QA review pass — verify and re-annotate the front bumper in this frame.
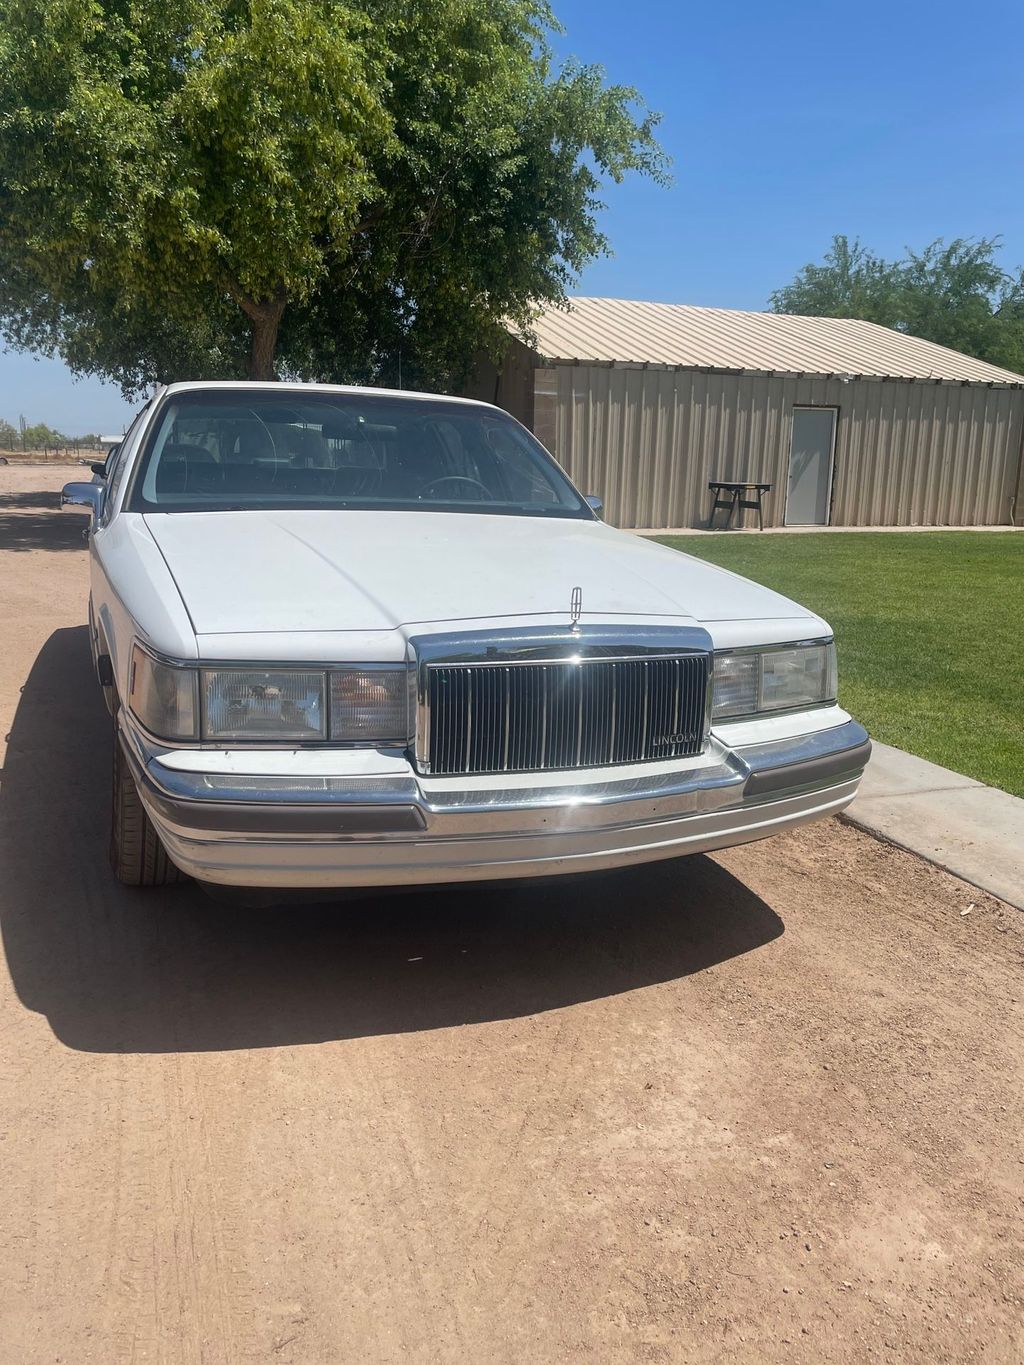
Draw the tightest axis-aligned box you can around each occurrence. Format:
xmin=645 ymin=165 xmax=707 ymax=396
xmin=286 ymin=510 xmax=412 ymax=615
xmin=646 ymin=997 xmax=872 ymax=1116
xmin=121 ymin=717 xmax=871 ymax=888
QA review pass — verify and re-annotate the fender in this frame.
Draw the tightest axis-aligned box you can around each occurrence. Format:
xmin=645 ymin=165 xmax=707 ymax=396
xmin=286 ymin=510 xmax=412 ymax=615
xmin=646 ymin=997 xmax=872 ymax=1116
xmin=90 ymin=595 xmax=118 ymax=715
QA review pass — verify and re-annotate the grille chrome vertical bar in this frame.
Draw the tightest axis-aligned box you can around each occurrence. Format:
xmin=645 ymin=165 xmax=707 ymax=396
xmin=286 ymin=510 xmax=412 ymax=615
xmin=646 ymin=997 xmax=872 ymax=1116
xmin=502 ymin=666 xmax=511 ymax=773
xmin=623 ymin=659 xmax=637 ymax=762
xmin=539 ymin=666 xmax=548 ymax=768
xmin=464 ymin=668 xmax=474 ymax=772
xmin=607 ymin=662 xmax=618 ymax=765
xmin=640 ymin=660 xmax=650 ymax=760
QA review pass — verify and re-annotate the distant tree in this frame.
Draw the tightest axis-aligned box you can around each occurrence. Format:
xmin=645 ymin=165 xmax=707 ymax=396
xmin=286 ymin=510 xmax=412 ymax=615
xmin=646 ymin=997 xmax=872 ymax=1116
xmin=0 ymin=417 xmax=103 ymax=447
xmin=770 ymin=236 xmax=903 ymax=323
xmin=0 ymin=0 xmax=666 ymax=393
xmin=20 ymin=422 xmax=67 ymax=448
xmin=770 ymin=235 xmax=1024 ymax=373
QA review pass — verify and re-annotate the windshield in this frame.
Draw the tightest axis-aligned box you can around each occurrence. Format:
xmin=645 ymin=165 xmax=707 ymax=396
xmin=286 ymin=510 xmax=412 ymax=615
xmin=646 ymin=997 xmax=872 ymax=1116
xmin=127 ymin=391 xmax=591 ymax=519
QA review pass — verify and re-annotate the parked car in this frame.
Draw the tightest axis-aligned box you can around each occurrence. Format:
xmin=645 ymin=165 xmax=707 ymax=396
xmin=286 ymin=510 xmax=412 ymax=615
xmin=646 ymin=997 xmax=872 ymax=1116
xmin=61 ymin=381 xmax=870 ymax=891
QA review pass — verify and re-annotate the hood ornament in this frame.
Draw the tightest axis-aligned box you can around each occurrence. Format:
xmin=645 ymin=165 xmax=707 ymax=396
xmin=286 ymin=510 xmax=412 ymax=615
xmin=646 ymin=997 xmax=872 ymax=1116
xmin=570 ymin=585 xmax=583 ymax=632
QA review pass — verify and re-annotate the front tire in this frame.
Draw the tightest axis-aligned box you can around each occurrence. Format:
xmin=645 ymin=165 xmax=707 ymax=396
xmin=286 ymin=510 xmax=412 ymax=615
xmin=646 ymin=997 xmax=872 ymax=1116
xmin=110 ymin=724 xmax=187 ymax=886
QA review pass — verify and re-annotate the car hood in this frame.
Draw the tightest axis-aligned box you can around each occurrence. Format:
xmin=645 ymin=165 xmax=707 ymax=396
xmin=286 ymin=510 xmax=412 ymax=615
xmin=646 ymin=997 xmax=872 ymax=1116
xmin=142 ymin=509 xmax=816 ymax=637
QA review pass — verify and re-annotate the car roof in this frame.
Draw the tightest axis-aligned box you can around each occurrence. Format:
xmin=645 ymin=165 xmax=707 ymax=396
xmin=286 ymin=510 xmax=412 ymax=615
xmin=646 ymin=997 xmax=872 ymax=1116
xmin=159 ymin=380 xmax=494 ymax=410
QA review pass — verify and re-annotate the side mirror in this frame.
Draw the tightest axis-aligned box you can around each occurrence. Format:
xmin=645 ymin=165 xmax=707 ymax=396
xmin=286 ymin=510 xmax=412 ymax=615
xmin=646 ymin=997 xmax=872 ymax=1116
xmin=91 ymin=461 xmax=108 ymax=478
xmin=61 ymin=482 xmax=105 ymax=521
xmin=585 ymin=494 xmax=604 ymax=518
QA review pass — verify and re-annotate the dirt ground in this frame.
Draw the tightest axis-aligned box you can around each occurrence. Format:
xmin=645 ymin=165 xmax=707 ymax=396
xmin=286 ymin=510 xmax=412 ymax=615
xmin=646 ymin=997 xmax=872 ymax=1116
xmin=1 ymin=467 xmax=1022 ymax=1365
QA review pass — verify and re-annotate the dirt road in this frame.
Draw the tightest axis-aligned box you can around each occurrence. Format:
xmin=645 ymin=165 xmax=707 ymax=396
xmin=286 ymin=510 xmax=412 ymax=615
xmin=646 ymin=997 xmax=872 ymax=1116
xmin=1 ymin=468 xmax=1022 ymax=1364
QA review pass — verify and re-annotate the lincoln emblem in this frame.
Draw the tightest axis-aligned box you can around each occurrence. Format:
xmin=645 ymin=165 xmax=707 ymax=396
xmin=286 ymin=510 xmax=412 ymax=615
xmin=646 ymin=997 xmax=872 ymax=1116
xmin=570 ymin=585 xmax=583 ymax=629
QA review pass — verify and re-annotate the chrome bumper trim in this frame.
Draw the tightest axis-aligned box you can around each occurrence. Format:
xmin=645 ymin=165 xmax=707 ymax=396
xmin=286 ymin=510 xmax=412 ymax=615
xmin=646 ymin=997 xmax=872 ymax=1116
xmin=151 ymin=779 xmax=865 ymax=888
xmin=121 ymin=716 xmax=870 ymax=842
xmin=738 ymin=725 xmax=872 ymax=798
xmin=141 ymin=790 xmax=427 ymax=836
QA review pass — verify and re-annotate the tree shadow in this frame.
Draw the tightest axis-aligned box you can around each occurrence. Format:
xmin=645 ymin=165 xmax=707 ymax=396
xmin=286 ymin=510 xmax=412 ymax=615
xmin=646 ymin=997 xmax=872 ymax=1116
xmin=0 ymin=627 xmax=784 ymax=1054
xmin=0 ymin=490 xmax=62 ymax=510
xmin=0 ymin=510 xmax=87 ymax=551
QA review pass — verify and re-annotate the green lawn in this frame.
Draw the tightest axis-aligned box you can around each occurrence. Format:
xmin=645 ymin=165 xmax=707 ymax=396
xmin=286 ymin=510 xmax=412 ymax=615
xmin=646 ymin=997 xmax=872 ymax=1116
xmin=653 ymin=531 xmax=1024 ymax=798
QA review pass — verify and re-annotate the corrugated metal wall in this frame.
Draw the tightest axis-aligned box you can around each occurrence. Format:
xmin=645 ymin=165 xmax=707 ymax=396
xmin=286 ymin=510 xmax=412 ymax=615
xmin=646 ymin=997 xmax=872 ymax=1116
xmin=531 ymin=365 xmax=1024 ymax=528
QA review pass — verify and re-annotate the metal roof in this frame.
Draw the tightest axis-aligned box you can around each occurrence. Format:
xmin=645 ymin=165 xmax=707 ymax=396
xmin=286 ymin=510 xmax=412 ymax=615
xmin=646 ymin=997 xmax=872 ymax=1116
xmin=523 ymin=297 xmax=1024 ymax=387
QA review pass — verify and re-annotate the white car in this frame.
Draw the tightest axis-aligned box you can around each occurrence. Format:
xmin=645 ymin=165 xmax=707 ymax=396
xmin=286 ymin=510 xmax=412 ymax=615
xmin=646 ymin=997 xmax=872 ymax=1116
xmin=62 ymin=381 xmax=870 ymax=891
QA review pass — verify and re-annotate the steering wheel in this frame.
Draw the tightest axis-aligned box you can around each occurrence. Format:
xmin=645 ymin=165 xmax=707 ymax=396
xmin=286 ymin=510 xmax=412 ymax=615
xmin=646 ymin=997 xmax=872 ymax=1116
xmin=419 ymin=475 xmax=494 ymax=500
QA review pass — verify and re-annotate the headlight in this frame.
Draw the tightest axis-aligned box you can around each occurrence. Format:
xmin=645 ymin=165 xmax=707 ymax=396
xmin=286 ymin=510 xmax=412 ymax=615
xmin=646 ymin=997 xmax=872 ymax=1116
xmin=129 ymin=644 xmax=198 ymax=740
xmin=710 ymin=652 xmax=759 ymax=718
xmin=713 ymin=642 xmax=837 ymax=720
xmin=330 ymin=669 xmax=409 ymax=742
xmin=203 ymin=669 xmax=327 ymax=741
xmin=128 ymin=648 xmax=411 ymax=744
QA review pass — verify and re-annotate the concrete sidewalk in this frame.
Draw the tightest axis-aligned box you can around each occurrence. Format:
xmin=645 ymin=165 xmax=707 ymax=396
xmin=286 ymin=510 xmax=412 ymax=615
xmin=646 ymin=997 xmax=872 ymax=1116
xmin=845 ymin=743 xmax=1024 ymax=910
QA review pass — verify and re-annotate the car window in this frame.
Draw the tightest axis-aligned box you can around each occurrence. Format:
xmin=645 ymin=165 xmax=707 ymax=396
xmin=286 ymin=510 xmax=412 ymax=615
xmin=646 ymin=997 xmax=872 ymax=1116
xmin=484 ymin=422 xmax=562 ymax=505
xmin=127 ymin=392 xmax=591 ymax=519
xmin=99 ymin=404 xmax=151 ymax=523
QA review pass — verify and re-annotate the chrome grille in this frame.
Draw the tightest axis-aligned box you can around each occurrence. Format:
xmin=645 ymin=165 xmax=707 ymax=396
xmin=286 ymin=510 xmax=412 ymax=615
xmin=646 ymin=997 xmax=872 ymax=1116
xmin=424 ymin=654 xmax=709 ymax=776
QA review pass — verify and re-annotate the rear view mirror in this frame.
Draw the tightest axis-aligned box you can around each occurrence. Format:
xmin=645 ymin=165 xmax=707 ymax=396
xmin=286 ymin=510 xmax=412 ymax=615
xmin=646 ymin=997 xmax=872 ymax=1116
xmin=91 ymin=462 xmax=108 ymax=478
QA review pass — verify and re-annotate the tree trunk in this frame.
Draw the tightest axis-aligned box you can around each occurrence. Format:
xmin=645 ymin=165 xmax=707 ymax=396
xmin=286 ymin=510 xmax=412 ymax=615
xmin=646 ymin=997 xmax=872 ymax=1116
xmin=231 ymin=285 xmax=287 ymax=380
xmin=247 ymin=309 xmax=282 ymax=380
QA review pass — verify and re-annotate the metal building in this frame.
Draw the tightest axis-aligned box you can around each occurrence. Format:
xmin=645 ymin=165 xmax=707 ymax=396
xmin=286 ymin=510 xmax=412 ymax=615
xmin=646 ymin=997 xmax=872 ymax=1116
xmin=467 ymin=297 xmax=1024 ymax=529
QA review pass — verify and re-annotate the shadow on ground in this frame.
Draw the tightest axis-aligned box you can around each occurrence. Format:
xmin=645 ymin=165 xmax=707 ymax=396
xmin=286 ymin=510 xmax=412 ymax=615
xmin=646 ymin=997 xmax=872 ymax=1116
xmin=0 ymin=628 xmax=783 ymax=1053
xmin=0 ymin=506 xmax=87 ymax=551
xmin=0 ymin=490 xmax=63 ymax=510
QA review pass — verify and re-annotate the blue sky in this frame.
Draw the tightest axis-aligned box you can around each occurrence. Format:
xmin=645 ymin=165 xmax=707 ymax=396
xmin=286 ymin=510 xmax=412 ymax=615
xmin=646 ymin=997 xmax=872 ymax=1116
xmin=2 ymin=0 xmax=1022 ymax=433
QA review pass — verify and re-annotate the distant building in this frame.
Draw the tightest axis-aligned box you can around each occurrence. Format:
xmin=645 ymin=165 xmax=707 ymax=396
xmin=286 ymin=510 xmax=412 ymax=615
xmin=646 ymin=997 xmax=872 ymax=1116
xmin=466 ymin=297 xmax=1024 ymax=528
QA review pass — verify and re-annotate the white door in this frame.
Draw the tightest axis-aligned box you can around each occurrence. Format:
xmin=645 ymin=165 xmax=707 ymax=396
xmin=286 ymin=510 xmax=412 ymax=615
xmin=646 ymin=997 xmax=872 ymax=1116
xmin=786 ymin=407 xmax=836 ymax=526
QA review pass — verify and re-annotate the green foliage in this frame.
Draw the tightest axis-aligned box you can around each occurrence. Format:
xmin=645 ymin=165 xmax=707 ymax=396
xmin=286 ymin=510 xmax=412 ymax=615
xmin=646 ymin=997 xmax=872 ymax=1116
xmin=0 ymin=417 xmax=68 ymax=447
xmin=770 ymin=235 xmax=1024 ymax=374
xmin=22 ymin=421 xmax=67 ymax=446
xmin=0 ymin=0 xmax=666 ymax=390
xmin=0 ymin=414 xmax=107 ymax=446
xmin=655 ymin=532 xmax=1024 ymax=798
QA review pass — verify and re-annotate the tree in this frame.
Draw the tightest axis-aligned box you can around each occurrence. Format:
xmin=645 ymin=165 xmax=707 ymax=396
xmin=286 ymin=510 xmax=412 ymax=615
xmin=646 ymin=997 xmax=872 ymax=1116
xmin=0 ymin=0 xmax=666 ymax=392
xmin=21 ymin=421 xmax=67 ymax=448
xmin=0 ymin=418 xmax=67 ymax=449
xmin=770 ymin=236 xmax=1024 ymax=374
xmin=0 ymin=260 xmax=248 ymax=394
